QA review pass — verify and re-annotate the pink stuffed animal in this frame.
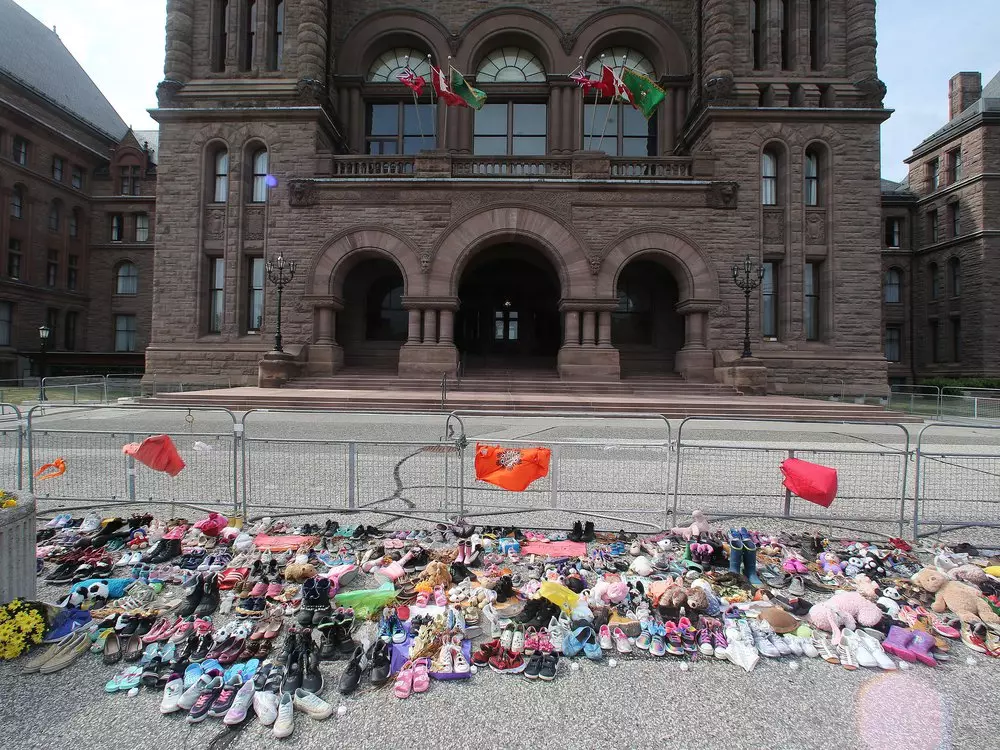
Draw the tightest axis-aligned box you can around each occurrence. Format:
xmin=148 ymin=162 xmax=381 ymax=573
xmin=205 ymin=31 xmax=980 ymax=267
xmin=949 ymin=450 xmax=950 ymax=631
xmin=809 ymin=591 xmax=884 ymax=644
xmin=670 ymin=510 xmax=710 ymax=540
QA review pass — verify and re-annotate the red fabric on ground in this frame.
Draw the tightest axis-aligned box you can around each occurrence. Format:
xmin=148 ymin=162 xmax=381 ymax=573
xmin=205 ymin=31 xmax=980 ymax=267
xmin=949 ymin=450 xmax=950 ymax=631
xmin=780 ymin=457 xmax=838 ymax=508
xmin=122 ymin=435 xmax=185 ymax=476
xmin=520 ymin=540 xmax=588 ymax=558
xmin=474 ymin=444 xmax=551 ymax=491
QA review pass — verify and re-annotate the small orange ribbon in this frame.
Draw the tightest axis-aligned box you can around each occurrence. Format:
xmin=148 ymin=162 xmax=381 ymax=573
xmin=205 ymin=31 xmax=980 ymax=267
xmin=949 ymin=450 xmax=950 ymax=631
xmin=34 ymin=457 xmax=67 ymax=480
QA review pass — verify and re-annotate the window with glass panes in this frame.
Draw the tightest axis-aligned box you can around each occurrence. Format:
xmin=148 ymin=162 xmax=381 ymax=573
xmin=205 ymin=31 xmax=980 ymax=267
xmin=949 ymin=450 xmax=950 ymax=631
xmin=804 ymin=262 xmax=821 ymax=340
xmin=115 ymin=315 xmax=136 ymax=352
xmin=884 ymin=326 xmax=901 ymax=362
xmin=213 ymin=151 xmax=229 ymax=202
xmin=268 ymin=0 xmax=284 ymax=70
xmin=251 ymin=150 xmax=269 ymax=202
xmin=247 ymin=257 xmax=264 ymax=332
xmin=12 ymin=137 xmax=27 ymax=165
xmin=929 ymin=263 xmax=940 ymax=299
xmin=67 ymin=255 xmax=78 ymax=291
xmin=121 ymin=166 xmax=140 ymax=196
xmin=71 ymin=166 xmax=83 ymax=189
xmin=761 ymin=151 xmax=778 ymax=206
xmin=366 ymin=104 xmax=437 ymax=155
xmin=52 ymin=157 xmax=64 ymax=181
xmin=949 ymin=148 xmax=963 ymax=183
xmin=761 ymin=262 xmax=779 ymax=339
xmin=884 ymin=217 xmax=901 ymax=248
xmin=582 ymin=104 xmax=657 ymax=156
xmin=928 ymin=210 xmax=939 ymax=242
xmin=0 ymin=302 xmax=10 ymax=346
xmin=64 ymin=311 xmax=77 ymax=350
xmin=929 ymin=158 xmax=941 ymax=190
xmin=10 ymin=187 xmax=23 ymax=219
xmin=948 ymin=202 xmax=960 ymax=237
xmin=884 ymin=268 xmax=902 ymax=303
xmin=209 ymin=258 xmax=225 ymax=333
xmin=949 ymin=258 xmax=961 ymax=297
xmin=7 ymin=240 xmax=21 ymax=279
xmin=116 ymin=263 xmax=138 ymax=295
xmin=110 ymin=214 xmax=123 ymax=241
xmin=48 ymin=201 xmax=60 ymax=232
xmin=804 ymin=150 xmax=820 ymax=206
xmin=136 ymin=213 xmax=149 ymax=242
xmin=69 ymin=210 xmax=79 ymax=238
xmin=474 ymin=103 xmax=546 ymax=155
xmin=46 ymin=250 xmax=58 ymax=287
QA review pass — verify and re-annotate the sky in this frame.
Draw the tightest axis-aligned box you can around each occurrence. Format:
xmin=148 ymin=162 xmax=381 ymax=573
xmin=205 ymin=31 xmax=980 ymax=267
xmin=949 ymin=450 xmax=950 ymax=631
xmin=12 ymin=0 xmax=999 ymax=180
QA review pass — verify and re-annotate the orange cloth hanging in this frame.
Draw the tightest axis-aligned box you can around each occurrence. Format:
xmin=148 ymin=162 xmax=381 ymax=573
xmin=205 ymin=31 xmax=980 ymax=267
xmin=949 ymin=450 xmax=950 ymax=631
xmin=34 ymin=457 xmax=67 ymax=480
xmin=122 ymin=435 xmax=186 ymax=476
xmin=474 ymin=444 xmax=551 ymax=492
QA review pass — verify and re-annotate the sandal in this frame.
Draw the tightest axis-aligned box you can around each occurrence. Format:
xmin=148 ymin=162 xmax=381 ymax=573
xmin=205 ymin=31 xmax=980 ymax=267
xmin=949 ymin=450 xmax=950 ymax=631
xmin=393 ymin=661 xmax=415 ymax=698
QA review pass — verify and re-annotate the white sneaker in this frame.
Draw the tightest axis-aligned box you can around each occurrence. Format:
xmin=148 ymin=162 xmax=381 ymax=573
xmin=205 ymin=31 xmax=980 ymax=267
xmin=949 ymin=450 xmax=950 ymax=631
xmin=801 ymin=636 xmax=820 ymax=659
xmin=223 ymin=680 xmax=256 ymax=726
xmin=857 ymin=630 xmax=897 ymax=670
xmin=160 ymin=678 xmax=184 ymax=714
xmin=273 ymin=692 xmax=295 ymax=738
xmin=80 ymin=513 xmax=102 ymax=533
xmin=254 ymin=690 xmax=279 ymax=726
xmin=843 ymin=631 xmax=878 ymax=668
xmin=783 ymin=633 xmax=804 ymax=656
xmin=177 ymin=673 xmax=216 ymax=711
xmin=292 ymin=689 xmax=334 ymax=720
xmin=511 ymin=627 xmax=526 ymax=654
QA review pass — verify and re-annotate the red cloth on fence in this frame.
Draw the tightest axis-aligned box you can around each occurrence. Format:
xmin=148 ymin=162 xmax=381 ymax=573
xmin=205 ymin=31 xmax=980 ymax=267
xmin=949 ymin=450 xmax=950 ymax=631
xmin=474 ymin=444 xmax=551 ymax=492
xmin=122 ymin=435 xmax=186 ymax=476
xmin=780 ymin=457 xmax=838 ymax=508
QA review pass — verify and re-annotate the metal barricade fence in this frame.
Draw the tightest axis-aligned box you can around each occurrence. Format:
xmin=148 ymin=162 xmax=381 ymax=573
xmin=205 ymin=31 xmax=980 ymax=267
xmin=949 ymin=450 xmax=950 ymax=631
xmin=241 ymin=410 xmax=461 ymax=523
xmin=673 ymin=417 xmax=911 ymax=537
xmin=0 ymin=403 xmax=24 ymax=491
xmin=445 ymin=411 xmax=673 ymax=532
xmin=27 ymin=404 xmax=239 ymax=516
xmin=914 ymin=422 xmax=1000 ymax=537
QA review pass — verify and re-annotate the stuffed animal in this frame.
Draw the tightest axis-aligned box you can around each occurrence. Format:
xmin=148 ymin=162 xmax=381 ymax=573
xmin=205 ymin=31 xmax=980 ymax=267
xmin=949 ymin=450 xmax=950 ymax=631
xmin=685 ymin=586 xmax=709 ymax=612
xmin=818 ymin=552 xmax=844 ymax=576
xmin=853 ymin=574 xmax=880 ymax=600
xmin=950 ymin=564 xmax=990 ymax=586
xmin=419 ymin=560 xmax=452 ymax=589
xmin=911 ymin=567 xmax=1000 ymax=631
xmin=283 ymin=562 xmax=317 ymax=582
xmin=809 ymin=592 xmax=884 ymax=644
xmin=670 ymin=510 xmax=711 ymax=540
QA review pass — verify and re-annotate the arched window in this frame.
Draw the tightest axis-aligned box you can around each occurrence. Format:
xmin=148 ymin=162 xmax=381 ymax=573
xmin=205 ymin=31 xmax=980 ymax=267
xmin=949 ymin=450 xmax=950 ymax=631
xmin=928 ymin=262 xmax=940 ymax=300
xmin=367 ymin=48 xmax=432 ymax=82
xmin=242 ymin=0 xmax=257 ymax=71
xmin=949 ymin=257 xmax=961 ymax=297
xmin=583 ymin=48 xmax=658 ymax=156
xmin=250 ymin=148 xmax=269 ymax=203
xmin=268 ymin=0 xmax=284 ymax=70
xmin=804 ymin=147 xmax=822 ymax=206
xmin=211 ymin=148 xmax=229 ymax=202
xmin=884 ymin=268 xmax=902 ymax=303
xmin=475 ymin=47 xmax=546 ymax=83
xmin=48 ymin=200 xmax=61 ymax=232
xmin=212 ymin=0 xmax=229 ymax=72
xmin=366 ymin=279 xmax=406 ymax=340
xmin=116 ymin=262 xmax=138 ymax=295
xmin=761 ymin=148 xmax=780 ymax=205
xmin=69 ymin=208 xmax=80 ymax=238
xmin=10 ymin=185 xmax=24 ymax=219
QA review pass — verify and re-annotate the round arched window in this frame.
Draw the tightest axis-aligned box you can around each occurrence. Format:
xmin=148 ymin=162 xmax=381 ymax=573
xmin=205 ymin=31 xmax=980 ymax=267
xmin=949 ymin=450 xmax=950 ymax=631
xmin=586 ymin=47 xmax=655 ymax=79
xmin=475 ymin=47 xmax=546 ymax=83
xmin=367 ymin=48 xmax=432 ymax=82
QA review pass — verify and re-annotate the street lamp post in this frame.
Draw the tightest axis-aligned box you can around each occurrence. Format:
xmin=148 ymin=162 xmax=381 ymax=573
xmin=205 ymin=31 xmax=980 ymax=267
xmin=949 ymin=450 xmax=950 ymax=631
xmin=37 ymin=324 xmax=51 ymax=401
xmin=265 ymin=253 xmax=295 ymax=353
xmin=731 ymin=254 xmax=764 ymax=359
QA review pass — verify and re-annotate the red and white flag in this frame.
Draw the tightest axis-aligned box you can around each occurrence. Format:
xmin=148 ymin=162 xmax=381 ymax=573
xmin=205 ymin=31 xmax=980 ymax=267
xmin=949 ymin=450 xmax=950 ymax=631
xmin=430 ymin=65 xmax=467 ymax=107
xmin=397 ymin=67 xmax=426 ymax=96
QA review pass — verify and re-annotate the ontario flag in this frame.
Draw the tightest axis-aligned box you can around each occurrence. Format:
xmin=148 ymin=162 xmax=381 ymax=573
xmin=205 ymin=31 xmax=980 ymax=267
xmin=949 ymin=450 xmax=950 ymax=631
xmin=475 ymin=443 xmax=551 ymax=491
xmin=397 ymin=67 xmax=426 ymax=96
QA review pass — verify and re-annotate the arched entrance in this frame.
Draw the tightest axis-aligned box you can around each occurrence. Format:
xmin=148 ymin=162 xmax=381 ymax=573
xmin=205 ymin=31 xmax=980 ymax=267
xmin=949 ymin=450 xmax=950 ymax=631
xmin=456 ymin=244 xmax=561 ymax=370
xmin=613 ymin=259 xmax=685 ymax=375
xmin=337 ymin=258 xmax=406 ymax=370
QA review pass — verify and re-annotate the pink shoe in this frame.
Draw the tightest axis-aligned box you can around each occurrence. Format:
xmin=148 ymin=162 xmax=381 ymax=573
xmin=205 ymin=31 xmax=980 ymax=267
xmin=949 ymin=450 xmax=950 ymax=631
xmin=524 ymin=627 xmax=540 ymax=655
xmin=249 ymin=580 xmax=268 ymax=597
xmin=412 ymin=658 xmax=430 ymax=693
xmin=266 ymin=581 xmax=283 ymax=598
xmin=393 ymin=661 xmax=414 ymax=699
xmin=433 ymin=585 xmax=447 ymax=607
xmin=454 ymin=542 xmax=466 ymax=565
xmin=415 ymin=589 xmax=430 ymax=607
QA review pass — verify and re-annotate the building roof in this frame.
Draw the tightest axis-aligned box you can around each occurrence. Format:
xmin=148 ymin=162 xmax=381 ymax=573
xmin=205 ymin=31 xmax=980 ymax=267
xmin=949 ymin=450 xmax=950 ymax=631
xmin=133 ymin=129 xmax=159 ymax=163
xmin=914 ymin=70 xmax=1000 ymax=151
xmin=880 ymin=176 xmax=913 ymax=196
xmin=0 ymin=0 xmax=128 ymax=141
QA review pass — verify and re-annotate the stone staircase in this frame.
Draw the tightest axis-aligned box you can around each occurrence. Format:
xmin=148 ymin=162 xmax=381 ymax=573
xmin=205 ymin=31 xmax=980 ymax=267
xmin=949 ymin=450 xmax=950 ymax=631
xmin=142 ymin=368 xmax=916 ymax=422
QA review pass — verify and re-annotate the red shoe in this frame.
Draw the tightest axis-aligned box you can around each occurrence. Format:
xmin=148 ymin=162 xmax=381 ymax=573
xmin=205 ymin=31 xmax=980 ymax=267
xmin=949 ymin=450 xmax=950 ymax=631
xmin=471 ymin=639 xmax=501 ymax=666
xmin=888 ymin=537 xmax=913 ymax=552
xmin=488 ymin=647 xmax=526 ymax=674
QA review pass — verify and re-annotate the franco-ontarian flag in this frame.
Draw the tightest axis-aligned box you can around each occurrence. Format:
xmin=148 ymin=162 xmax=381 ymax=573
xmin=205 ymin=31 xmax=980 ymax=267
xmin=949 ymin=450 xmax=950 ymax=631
xmin=621 ymin=67 xmax=666 ymax=118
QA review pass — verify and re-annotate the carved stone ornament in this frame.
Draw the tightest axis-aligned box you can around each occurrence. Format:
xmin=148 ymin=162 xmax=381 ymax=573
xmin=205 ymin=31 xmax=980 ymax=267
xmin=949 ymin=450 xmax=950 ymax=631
xmin=155 ymin=79 xmax=184 ymax=106
xmin=805 ymin=211 xmax=826 ymax=244
xmin=763 ymin=209 xmax=785 ymax=244
xmin=296 ymin=78 xmax=327 ymax=104
xmin=704 ymin=74 xmax=736 ymax=106
xmin=854 ymin=76 xmax=887 ymax=108
xmin=588 ymin=256 xmax=602 ymax=276
xmin=419 ymin=253 xmax=432 ymax=274
xmin=707 ymin=181 xmax=739 ymax=210
xmin=447 ymin=34 xmax=461 ymax=55
xmin=288 ymin=180 xmax=317 ymax=207
xmin=559 ymin=33 xmax=578 ymax=55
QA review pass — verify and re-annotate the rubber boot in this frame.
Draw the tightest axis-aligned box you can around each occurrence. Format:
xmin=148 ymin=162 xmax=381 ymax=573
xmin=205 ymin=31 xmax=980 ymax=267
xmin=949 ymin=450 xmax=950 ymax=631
xmin=728 ymin=542 xmax=743 ymax=575
xmin=908 ymin=630 xmax=938 ymax=667
xmin=880 ymin=625 xmax=917 ymax=662
xmin=742 ymin=547 xmax=763 ymax=587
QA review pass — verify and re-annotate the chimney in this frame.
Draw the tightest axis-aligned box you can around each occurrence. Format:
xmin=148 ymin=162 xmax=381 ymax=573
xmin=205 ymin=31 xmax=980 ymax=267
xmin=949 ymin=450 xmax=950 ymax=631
xmin=950 ymin=72 xmax=982 ymax=120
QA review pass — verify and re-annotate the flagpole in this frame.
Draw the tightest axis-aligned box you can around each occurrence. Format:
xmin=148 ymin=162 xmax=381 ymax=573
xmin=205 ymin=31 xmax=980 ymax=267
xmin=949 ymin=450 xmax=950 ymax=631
xmin=403 ymin=55 xmax=426 ymax=146
xmin=597 ymin=54 xmax=627 ymax=153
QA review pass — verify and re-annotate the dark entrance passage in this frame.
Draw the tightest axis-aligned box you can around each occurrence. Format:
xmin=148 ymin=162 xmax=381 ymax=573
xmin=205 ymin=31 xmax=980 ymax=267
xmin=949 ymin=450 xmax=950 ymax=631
xmin=338 ymin=257 xmax=406 ymax=370
xmin=613 ymin=259 xmax=684 ymax=375
xmin=456 ymin=244 xmax=561 ymax=370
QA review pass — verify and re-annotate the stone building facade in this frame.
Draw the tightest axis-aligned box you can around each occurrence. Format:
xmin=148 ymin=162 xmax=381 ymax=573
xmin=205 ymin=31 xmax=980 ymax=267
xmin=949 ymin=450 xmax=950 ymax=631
xmin=0 ymin=0 xmax=156 ymax=379
xmin=149 ymin=0 xmax=890 ymax=392
xmin=880 ymin=71 xmax=1000 ymax=383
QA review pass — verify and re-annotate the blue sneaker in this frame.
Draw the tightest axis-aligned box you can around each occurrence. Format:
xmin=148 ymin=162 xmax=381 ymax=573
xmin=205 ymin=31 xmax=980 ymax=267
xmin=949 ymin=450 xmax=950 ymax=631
xmin=43 ymin=608 xmax=92 ymax=642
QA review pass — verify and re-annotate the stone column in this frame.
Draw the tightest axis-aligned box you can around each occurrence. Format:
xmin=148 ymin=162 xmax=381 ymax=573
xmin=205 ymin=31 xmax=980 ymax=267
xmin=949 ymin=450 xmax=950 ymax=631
xmin=296 ymin=0 xmax=327 ymax=83
xmin=407 ymin=309 xmax=422 ymax=344
xmin=564 ymin=311 xmax=580 ymax=347
xmin=348 ymin=87 xmax=363 ymax=153
xmin=845 ymin=0 xmax=878 ymax=80
xmin=598 ymin=311 xmax=612 ymax=347
xmin=439 ymin=309 xmax=454 ymax=345
xmin=662 ymin=87 xmax=676 ymax=154
xmin=675 ymin=88 xmax=687 ymax=136
xmin=316 ymin=306 xmax=334 ymax=344
xmin=581 ymin=311 xmax=597 ymax=347
xmin=423 ymin=309 xmax=438 ymax=344
xmin=702 ymin=0 xmax=735 ymax=94
xmin=306 ymin=302 xmax=343 ymax=376
xmin=684 ymin=311 xmax=707 ymax=349
xmin=163 ymin=0 xmax=194 ymax=81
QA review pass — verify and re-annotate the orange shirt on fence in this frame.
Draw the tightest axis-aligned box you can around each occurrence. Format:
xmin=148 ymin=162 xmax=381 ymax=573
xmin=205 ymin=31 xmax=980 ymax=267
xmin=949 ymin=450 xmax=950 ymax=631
xmin=474 ymin=444 xmax=551 ymax=492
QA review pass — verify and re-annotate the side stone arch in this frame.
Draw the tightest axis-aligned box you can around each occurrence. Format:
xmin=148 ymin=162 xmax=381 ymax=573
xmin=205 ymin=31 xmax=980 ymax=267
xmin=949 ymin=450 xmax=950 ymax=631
xmin=429 ymin=206 xmax=591 ymax=298
xmin=598 ymin=229 xmax=720 ymax=304
xmin=308 ymin=227 xmax=422 ymax=297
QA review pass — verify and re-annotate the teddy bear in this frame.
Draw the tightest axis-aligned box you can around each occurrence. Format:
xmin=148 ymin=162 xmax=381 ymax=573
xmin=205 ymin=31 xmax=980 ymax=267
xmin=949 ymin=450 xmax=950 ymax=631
xmin=670 ymin=510 xmax=711 ymax=540
xmin=809 ymin=591 xmax=884 ymax=644
xmin=283 ymin=562 xmax=317 ymax=582
xmin=818 ymin=552 xmax=844 ymax=576
xmin=912 ymin=567 xmax=1000 ymax=631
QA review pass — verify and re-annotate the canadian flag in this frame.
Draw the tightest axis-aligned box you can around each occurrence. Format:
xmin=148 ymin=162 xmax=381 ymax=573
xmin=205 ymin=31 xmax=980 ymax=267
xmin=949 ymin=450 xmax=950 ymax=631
xmin=430 ymin=65 xmax=466 ymax=107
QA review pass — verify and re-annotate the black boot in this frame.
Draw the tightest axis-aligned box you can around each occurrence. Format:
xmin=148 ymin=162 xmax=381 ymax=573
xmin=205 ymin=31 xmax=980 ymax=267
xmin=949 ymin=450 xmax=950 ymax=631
xmin=515 ymin=598 xmax=543 ymax=624
xmin=177 ymin=574 xmax=204 ymax=617
xmin=568 ymin=521 xmax=583 ymax=543
xmin=583 ymin=521 xmax=596 ymax=543
xmin=193 ymin=572 xmax=219 ymax=617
